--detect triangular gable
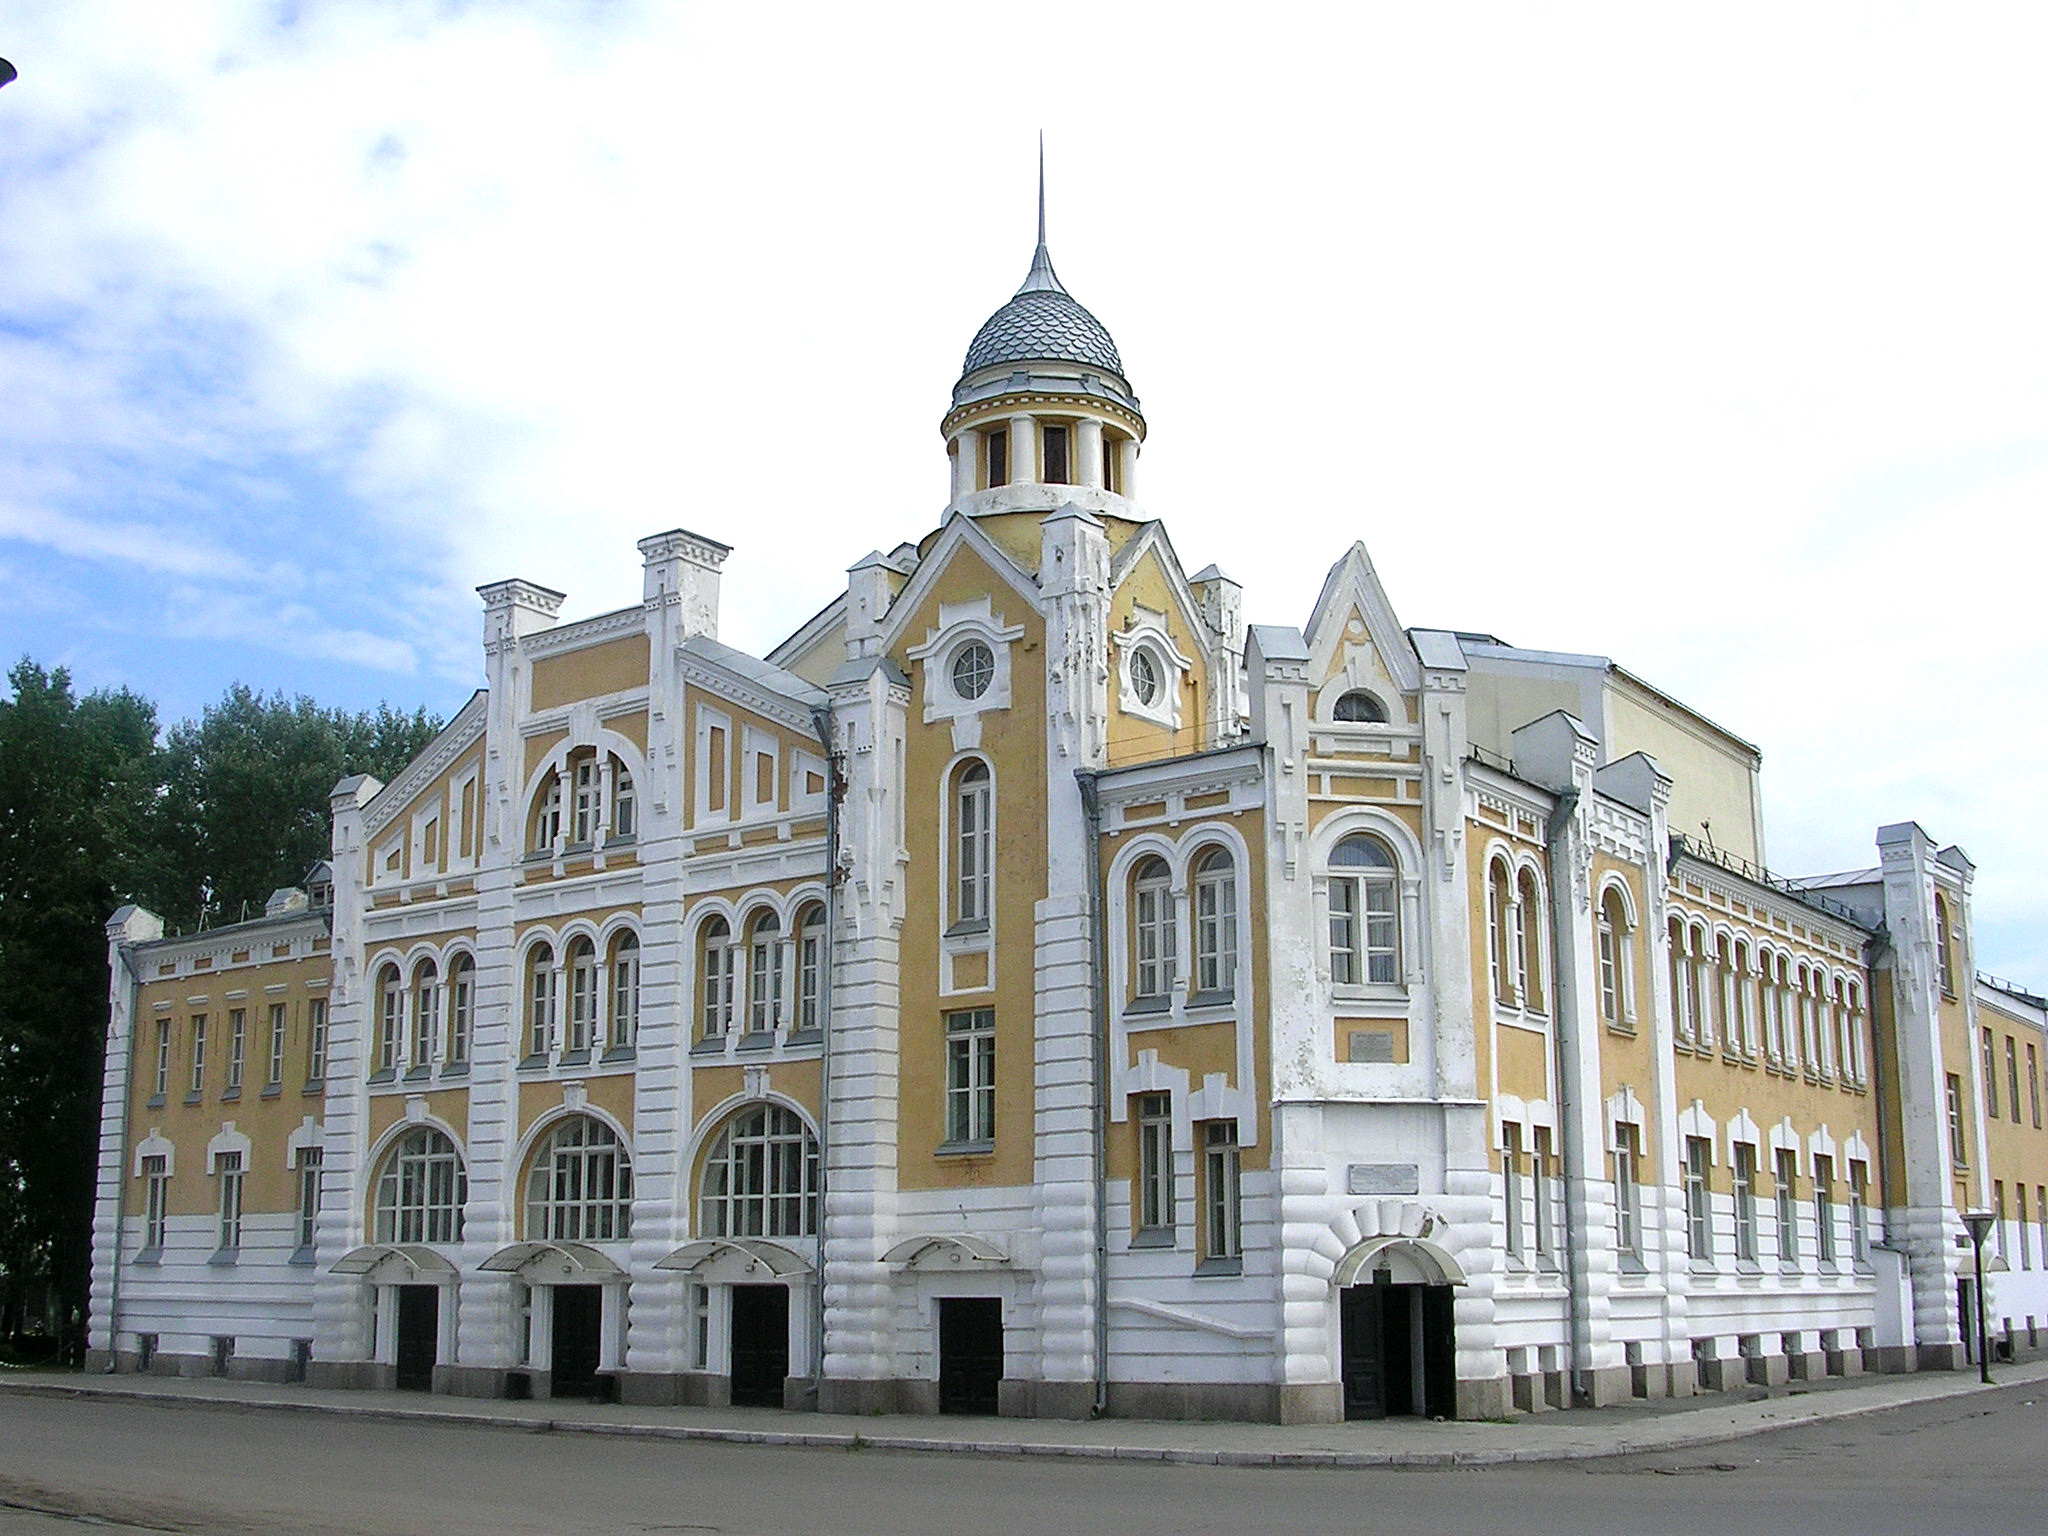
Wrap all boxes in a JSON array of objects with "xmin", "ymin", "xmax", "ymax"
[
  {"xmin": 1303, "ymin": 541, "xmax": 1420, "ymax": 697},
  {"xmin": 361, "ymin": 689, "xmax": 488, "ymax": 840},
  {"xmin": 876, "ymin": 512, "xmax": 1044, "ymax": 654},
  {"xmin": 1108, "ymin": 520, "xmax": 1208, "ymax": 641},
  {"xmin": 677, "ymin": 634, "xmax": 827, "ymax": 737}
]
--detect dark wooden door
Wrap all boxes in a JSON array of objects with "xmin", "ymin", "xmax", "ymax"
[
  {"xmin": 1381, "ymin": 1284, "xmax": 1418, "ymax": 1418},
  {"xmin": 1422, "ymin": 1284, "xmax": 1457, "ymax": 1419},
  {"xmin": 1339, "ymin": 1284, "xmax": 1385, "ymax": 1419},
  {"xmin": 394, "ymin": 1285, "xmax": 438, "ymax": 1392},
  {"xmin": 730, "ymin": 1285, "xmax": 789, "ymax": 1408},
  {"xmin": 938, "ymin": 1298, "xmax": 1003, "ymax": 1415},
  {"xmin": 551, "ymin": 1285, "xmax": 604, "ymax": 1400}
]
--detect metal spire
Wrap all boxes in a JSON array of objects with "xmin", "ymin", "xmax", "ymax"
[{"xmin": 1017, "ymin": 132, "xmax": 1065, "ymax": 295}]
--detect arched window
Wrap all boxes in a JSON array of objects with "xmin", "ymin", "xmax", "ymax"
[
  {"xmin": 1935, "ymin": 895, "xmax": 1956, "ymax": 997},
  {"xmin": 1668, "ymin": 918, "xmax": 1692, "ymax": 1043},
  {"xmin": 375, "ymin": 964, "xmax": 403, "ymax": 1076},
  {"xmin": 374, "ymin": 1127, "xmax": 465, "ymax": 1245},
  {"xmin": 1333, "ymin": 690, "xmax": 1388, "ymax": 724},
  {"xmin": 525, "ymin": 1116, "xmax": 632, "ymax": 1241},
  {"xmin": 1329, "ymin": 833, "xmax": 1400, "ymax": 985},
  {"xmin": 608, "ymin": 932, "xmax": 639, "ymax": 1051},
  {"xmin": 1193, "ymin": 847, "xmax": 1238, "ymax": 995},
  {"xmin": 410, "ymin": 959, "xmax": 439, "ymax": 1071},
  {"xmin": 1713, "ymin": 935, "xmax": 1734, "ymax": 1051},
  {"xmin": 747, "ymin": 910, "xmax": 783, "ymax": 1033},
  {"xmin": 953, "ymin": 760, "xmax": 992, "ymax": 930},
  {"xmin": 525, "ymin": 942, "xmax": 556, "ymax": 1059},
  {"xmin": 532, "ymin": 776, "xmax": 563, "ymax": 853},
  {"xmin": 700, "ymin": 1104, "xmax": 819, "ymax": 1239},
  {"xmin": 794, "ymin": 903, "xmax": 826, "ymax": 1032},
  {"xmin": 565, "ymin": 937, "xmax": 599, "ymax": 1054},
  {"xmin": 447, "ymin": 953, "xmax": 475, "ymax": 1066},
  {"xmin": 1487, "ymin": 859, "xmax": 1516, "ymax": 1006},
  {"xmin": 700, "ymin": 917, "xmax": 735, "ymax": 1039},
  {"xmin": 1597, "ymin": 887, "xmax": 1633, "ymax": 1026},
  {"xmin": 1517, "ymin": 869, "xmax": 1546, "ymax": 1013},
  {"xmin": 1132, "ymin": 856, "xmax": 1176, "ymax": 1001}
]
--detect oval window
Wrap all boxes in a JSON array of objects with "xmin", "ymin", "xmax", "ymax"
[
  {"xmin": 1130, "ymin": 649, "xmax": 1161, "ymax": 705},
  {"xmin": 951, "ymin": 641, "xmax": 995, "ymax": 701}
]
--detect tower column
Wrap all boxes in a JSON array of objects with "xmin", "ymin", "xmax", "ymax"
[
  {"xmin": 1075, "ymin": 419, "xmax": 1104, "ymax": 488},
  {"xmin": 951, "ymin": 429, "xmax": 983, "ymax": 501},
  {"xmin": 1116, "ymin": 437, "xmax": 1139, "ymax": 500},
  {"xmin": 1009, "ymin": 413, "xmax": 1039, "ymax": 485}
]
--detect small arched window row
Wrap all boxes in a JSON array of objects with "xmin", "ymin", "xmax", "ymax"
[
  {"xmin": 1662, "ymin": 918, "xmax": 1870, "ymax": 1091},
  {"xmin": 525, "ymin": 1114, "xmax": 632, "ymax": 1242},
  {"xmin": 1485, "ymin": 853, "xmax": 1547, "ymax": 1017},
  {"xmin": 1328, "ymin": 831, "xmax": 1403, "ymax": 989},
  {"xmin": 696, "ymin": 899, "xmax": 829, "ymax": 1046},
  {"xmin": 370, "ymin": 947, "xmax": 479, "ymax": 1083},
  {"xmin": 529, "ymin": 747, "xmax": 640, "ymax": 856},
  {"xmin": 373, "ymin": 1126, "xmax": 466, "ymax": 1246},
  {"xmin": 522, "ymin": 926, "xmax": 645, "ymax": 1067},
  {"xmin": 1123, "ymin": 841, "xmax": 1243, "ymax": 1012}
]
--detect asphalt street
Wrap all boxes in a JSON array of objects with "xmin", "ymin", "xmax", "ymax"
[{"xmin": 2, "ymin": 1383, "xmax": 2042, "ymax": 1535}]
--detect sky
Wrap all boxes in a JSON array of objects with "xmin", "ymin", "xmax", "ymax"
[{"xmin": 1, "ymin": 3, "xmax": 2043, "ymax": 982}]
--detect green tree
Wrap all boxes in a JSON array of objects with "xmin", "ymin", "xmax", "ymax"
[
  {"xmin": 0, "ymin": 662, "xmax": 159, "ymax": 1349},
  {"xmin": 151, "ymin": 687, "xmax": 441, "ymax": 930}
]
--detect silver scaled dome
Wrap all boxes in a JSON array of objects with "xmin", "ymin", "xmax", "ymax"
[{"xmin": 958, "ymin": 243, "xmax": 1125, "ymax": 380}]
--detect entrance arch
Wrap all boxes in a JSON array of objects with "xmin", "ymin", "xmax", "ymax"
[{"xmin": 1332, "ymin": 1236, "xmax": 1463, "ymax": 1420}]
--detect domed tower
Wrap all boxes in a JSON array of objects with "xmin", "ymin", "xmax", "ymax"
[{"xmin": 942, "ymin": 170, "xmax": 1145, "ymax": 517}]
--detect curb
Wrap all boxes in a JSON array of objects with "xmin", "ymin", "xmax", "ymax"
[{"xmin": 3, "ymin": 1366, "xmax": 2040, "ymax": 1469}]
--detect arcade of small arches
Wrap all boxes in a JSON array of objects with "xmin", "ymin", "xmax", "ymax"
[
  {"xmin": 528, "ymin": 745, "xmax": 639, "ymax": 856},
  {"xmin": 1665, "ymin": 912, "xmax": 1870, "ymax": 1086}
]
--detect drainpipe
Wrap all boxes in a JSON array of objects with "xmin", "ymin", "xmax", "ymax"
[
  {"xmin": 1077, "ymin": 769, "xmax": 1111, "ymax": 1416},
  {"xmin": 102, "ymin": 936, "xmax": 144, "ymax": 1371},
  {"xmin": 1540, "ymin": 788, "xmax": 1590, "ymax": 1395},
  {"xmin": 810, "ymin": 703, "xmax": 841, "ymax": 1392}
]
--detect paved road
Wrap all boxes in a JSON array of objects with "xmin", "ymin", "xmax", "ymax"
[{"xmin": 2, "ymin": 1385, "xmax": 2042, "ymax": 1535}]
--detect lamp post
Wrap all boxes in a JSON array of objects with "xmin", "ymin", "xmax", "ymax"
[
  {"xmin": 1962, "ymin": 1210, "xmax": 1995, "ymax": 1385},
  {"xmin": 0, "ymin": 59, "xmax": 17, "ymax": 90}
]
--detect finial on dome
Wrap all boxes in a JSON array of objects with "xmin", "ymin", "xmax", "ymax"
[{"xmin": 1017, "ymin": 133, "xmax": 1064, "ymax": 296}]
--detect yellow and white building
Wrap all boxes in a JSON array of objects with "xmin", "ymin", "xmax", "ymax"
[{"xmin": 89, "ymin": 221, "xmax": 2048, "ymax": 1420}]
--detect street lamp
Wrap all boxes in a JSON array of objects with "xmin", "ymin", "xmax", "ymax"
[
  {"xmin": 1961, "ymin": 1210, "xmax": 1995, "ymax": 1385},
  {"xmin": 0, "ymin": 59, "xmax": 17, "ymax": 90}
]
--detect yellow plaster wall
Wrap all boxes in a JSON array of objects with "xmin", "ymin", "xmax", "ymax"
[
  {"xmin": 1106, "ymin": 545, "xmax": 1209, "ymax": 767},
  {"xmin": 1603, "ymin": 682, "xmax": 1760, "ymax": 864},
  {"xmin": 530, "ymin": 634, "xmax": 651, "ymax": 711}
]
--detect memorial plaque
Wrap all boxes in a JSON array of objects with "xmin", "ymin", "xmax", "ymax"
[{"xmin": 1348, "ymin": 1162, "xmax": 1419, "ymax": 1195}]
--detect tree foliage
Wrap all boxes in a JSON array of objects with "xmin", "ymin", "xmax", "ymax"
[{"xmin": 0, "ymin": 662, "xmax": 441, "ymax": 1349}]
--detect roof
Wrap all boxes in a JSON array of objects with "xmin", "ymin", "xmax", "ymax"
[{"xmin": 959, "ymin": 242, "xmax": 1126, "ymax": 381}]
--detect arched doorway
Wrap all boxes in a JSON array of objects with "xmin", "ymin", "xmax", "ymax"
[{"xmin": 1332, "ymin": 1236, "xmax": 1464, "ymax": 1420}]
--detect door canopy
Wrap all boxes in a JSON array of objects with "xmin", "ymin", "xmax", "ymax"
[
  {"xmin": 654, "ymin": 1237, "xmax": 811, "ymax": 1282},
  {"xmin": 478, "ymin": 1240, "xmax": 626, "ymax": 1281},
  {"xmin": 331, "ymin": 1244, "xmax": 458, "ymax": 1285}
]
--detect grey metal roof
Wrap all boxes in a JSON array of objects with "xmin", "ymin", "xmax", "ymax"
[{"xmin": 960, "ymin": 243, "xmax": 1125, "ymax": 379}]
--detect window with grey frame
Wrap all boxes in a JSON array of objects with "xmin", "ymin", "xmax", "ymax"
[
  {"xmin": 1192, "ymin": 847, "xmax": 1238, "ymax": 996},
  {"xmin": 1137, "ymin": 1093, "xmax": 1174, "ymax": 1238},
  {"xmin": 1202, "ymin": 1120, "xmax": 1241, "ymax": 1266},
  {"xmin": 945, "ymin": 1008, "xmax": 996, "ymax": 1146},
  {"xmin": 1328, "ymin": 833, "xmax": 1400, "ymax": 986}
]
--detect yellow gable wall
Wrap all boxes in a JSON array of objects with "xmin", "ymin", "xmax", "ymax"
[
  {"xmin": 130, "ymin": 948, "xmax": 331, "ymax": 1216},
  {"xmin": 530, "ymin": 633, "xmax": 651, "ymax": 711},
  {"xmin": 368, "ymin": 743, "xmax": 488, "ymax": 883},
  {"xmin": 1106, "ymin": 544, "xmax": 1210, "ymax": 767},
  {"xmin": 1317, "ymin": 603, "xmax": 1419, "ymax": 726},
  {"xmin": 1603, "ymin": 682, "xmax": 1760, "ymax": 865},
  {"xmin": 607, "ymin": 708, "xmax": 648, "ymax": 755},
  {"xmin": 892, "ymin": 540, "xmax": 1048, "ymax": 1192},
  {"xmin": 682, "ymin": 688, "xmax": 825, "ymax": 831}
]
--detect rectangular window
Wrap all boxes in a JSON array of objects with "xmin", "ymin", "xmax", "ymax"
[
  {"xmin": 944, "ymin": 1008, "xmax": 996, "ymax": 1145},
  {"xmin": 217, "ymin": 1150, "xmax": 245, "ymax": 1253},
  {"xmin": 1993, "ymin": 1181, "xmax": 2007, "ymax": 1262},
  {"xmin": 266, "ymin": 1003, "xmax": 287, "ymax": 1088},
  {"xmin": 1502, "ymin": 1124, "xmax": 1526, "ymax": 1260},
  {"xmin": 142, "ymin": 1154, "xmax": 169, "ymax": 1252},
  {"xmin": 1814, "ymin": 1154, "xmax": 1836, "ymax": 1267},
  {"xmin": 955, "ymin": 769, "xmax": 992, "ymax": 930},
  {"xmin": 1597, "ymin": 925, "xmax": 1619, "ymax": 1021},
  {"xmin": 1685, "ymin": 1136, "xmax": 1713, "ymax": 1261},
  {"xmin": 225, "ymin": 1008, "xmax": 245, "ymax": 1093},
  {"xmin": 529, "ymin": 961, "xmax": 557, "ymax": 1057},
  {"xmin": 1138, "ymin": 1093, "xmax": 1174, "ymax": 1234},
  {"xmin": 610, "ymin": 945, "xmax": 639, "ymax": 1050},
  {"xmin": 1193, "ymin": 858, "xmax": 1237, "ymax": 995},
  {"xmin": 1202, "ymin": 1120, "xmax": 1242, "ymax": 1263},
  {"xmin": 153, "ymin": 1018, "xmax": 171, "ymax": 1100},
  {"xmin": 296, "ymin": 1148, "xmax": 323, "ymax": 1251},
  {"xmin": 307, "ymin": 998, "xmax": 328, "ymax": 1085},
  {"xmin": 1775, "ymin": 1149, "xmax": 1799, "ymax": 1265},
  {"xmin": 1947, "ymin": 1073, "xmax": 1968, "ymax": 1166},
  {"xmin": 1983, "ymin": 1029, "xmax": 2000, "ymax": 1120},
  {"xmin": 1328, "ymin": 880, "xmax": 1359, "ymax": 986},
  {"xmin": 747, "ymin": 932, "xmax": 781, "ymax": 1033},
  {"xmin": 797, "ymin": 919, "xmax": 824, "ymax": 1032},
  {"xmin": 1532, "ymin": 1128, "xmax": 1557, "ymax": 1260},
  {"xmin": 612, "ymin": 768, "xmax": 636, "ymax": 839},
  {"xmin": 1849, "ymin": 1158, "xmax": 1869, "ymax": 1267},
  {"xmin": 701, "ymin": 937, "xmax": 734, "ymax": 1038},
  {"xmin": 1732, "ymin": 1143, "xmax": 1758, "ymax": 1262},
  {"xmin": 378, "ymin": 979, "xmax": 402, "ymax": 1075},
  {"xmin": 1614, "ymin": 1127, "xmax": 1641, "ymax": 1260},
  {"xmin": 2030, "ymin": 1043, "xmax": 2042, "ymax": 1129},
  {"xmin": 413, "ymin": 975, "xmax": 438, "ymax": 1069},
  {"xmin": 567, "ymin": 951, "xmax": 597, "ymax": 1051},
  {"xmin": 2006, "ymin": 1037, "xmax": 2022, "ymax": 1129},
  {"xmin": 1133, "ymin": 873, "xmax": 1176, "ymax": 999},
  {"xmin": 1041, "ymin": 424, "xmax": 1069, "ymax": 484},
  {"xmin": 572, "ymin": 756, "xmax": 599, "ymax": 845},
  {"xmin": 985, "ymin": 428, "xmax": 1008, "ymax": 488},
  {"xmin": 189, "ymin": 1014, "xmax": 208, "ymax": 1096},
  {"xmin": 2022, "ymin": 1188, "xmax": 2034, "ymax": 1270},
  {"xmin": 448, "ymin": 964, "xmax": 472, "ymax": 1065}
]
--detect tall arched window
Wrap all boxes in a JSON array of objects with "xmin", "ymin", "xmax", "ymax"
[
  {"xmin": 1333, "ymin": 690, "xmax": 1388, "ymax": 723},
  {"xmin": 953, "ymin": 760, "xmax": 993, "ymax": 931},
  {"xmin": 1329, "ymin": 833, "xmax": 1400, "ymax": 985},
  {"xmin": 747, "ymin": 910, "xmax": 783, "ymax": 1033},
  {"xmin": 447, "ymin": 952, "xmax": 475, "ymax": 1066},
  {"xmin": 410, "ymin": 959, "xmax": 439, "ymax": 1071},
  {"xmin": 700, "ymin": 917, "xmax": 735, "ymax": 1039},
  {"xmin": 1517, "ymin": 869, "xmax": 1545, "ymax": 1013},
  {"xmin": 532, "ymin": 776, "xmax": 563, "ymax": 852},
  {"xmin": 525, "ymin": 1116, "xmax": 632, "ymax": 1241},
  {"xmin": 608, "ymin": 932, "xmax": 639, "ymax": 1052},
  {"xmin": 794, "ymin": 902, "xmax": 827, "ymax": 1032},
  {"xmin": 1193, "ymin": 847, "xmax": 1238, "ymax": 995},
  {"xmin": 1935, "ymin": 895, "xmax": 1956, "ymax": 997},
  {"xmin": 1132, "ymin": 856, "xmax": 1176, "ymax": 1001},
  {"xmin": 375, "ymin": 964, "xmax": 403, "ymax": 1076},
  {"xmin": 700, "ymin": 1104, "xmax": 819, "ymax": 1239},
  {"xmin": 565, "ymin": 937, "xmax": 599, "ymax": 1054},
  {"xmin": 525, "ymin": 942, "xmax": 556, "ymax": 1059},
  {"xmin": 1597, "ymin": 887, "xmax": 1633, "ymax": 1026},
  {"xmin": 1668, "ymin": 918, "xmax": 1692, "ymax": 1044},
  {"xmin": 374, "ymin": 1127, "xmax": 465, "ymax": 1245},
  {"xmin": 1487, "ymin": 859, "xmax": 1516, "ymax": 1006}
]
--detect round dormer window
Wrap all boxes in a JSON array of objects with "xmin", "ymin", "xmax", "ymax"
[
  {"xmin": 951, "ymin": 641, "xmax": 995, "ymax": 701},
  {"xmin": 1129, "ymin": 648, "xmax": 1161, "ymax": 705}
]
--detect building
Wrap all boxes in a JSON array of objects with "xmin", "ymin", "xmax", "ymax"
[{"xmin": 88, "ymin": 212, "xmax": 2048, "ymax": 1421}]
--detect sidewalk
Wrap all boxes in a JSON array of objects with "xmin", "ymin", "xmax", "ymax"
[{"xmin": 5, "ymin": 1358, "xmax": 2044, "ymax": 1468}]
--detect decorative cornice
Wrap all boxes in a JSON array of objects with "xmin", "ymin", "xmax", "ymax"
[
  {"xmin": 523, "ymin": 606, "xmax": 648, "ymax": 657},
  {"xmin": 677, "ymin": 653, "xmax": 824, "ymax": 738},
  {"xmin": 362, "ymin": 692, "xmax": 489, "ymax": 839}
]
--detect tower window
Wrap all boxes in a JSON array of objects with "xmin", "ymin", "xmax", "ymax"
[
  {"xmin": 1333, "ymin": 690, "xmax": 1388, "ymax": 723},
  {"xmin": 1103, "ymin": 435, "xmax": 1122, "ymax": 494},
  {"xmin": 1042, "ymin": 424, "xmax": 1070, "ymax": 484},
  {"xmin": 986, "ymin": 429, "xmax": 1009, "ymax": 488}
]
